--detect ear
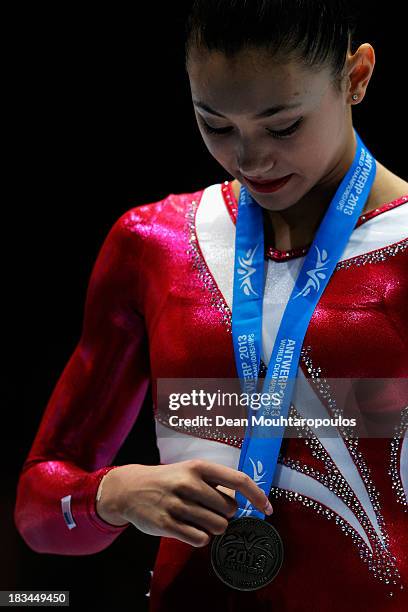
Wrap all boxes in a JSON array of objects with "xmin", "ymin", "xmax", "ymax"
[{"xmin": 345, "ymin": 43, "xmax": 376, "ymax": 105}]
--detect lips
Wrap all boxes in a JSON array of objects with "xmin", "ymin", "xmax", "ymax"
[
  {"xmin": 244, "ymin": 176, "xmax": 282, "ymax": 184},
  {"xmin": 243, "ymin": 174, "xmax": 293, "ymax": 193}
]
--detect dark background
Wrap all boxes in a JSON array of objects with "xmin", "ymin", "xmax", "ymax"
[{"xmin": 2, "ymin": 3, "xmax": 406, "ymax": 610}]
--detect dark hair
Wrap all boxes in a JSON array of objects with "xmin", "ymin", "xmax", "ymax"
[{"xmin": 184, "ymin": 0, "xmax": 361, "ymax": 92}]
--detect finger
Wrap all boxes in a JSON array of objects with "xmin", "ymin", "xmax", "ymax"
[
  {"xmin": 178, "ymin": 481, "xmax": 238, "ymax": 518},
  {"xmin": 215, "ymin": 484, "xmax": 235, "ymax": 499},
  {"xmin": 170, "ymin": 498, "xmax": 229, "ymax": 536},
  {"xmin": 194, "ymin": 460, "xmax": 271, "ymax": 514},
  {"xmin": 214, "ymin": 485, "xmax": 242, "ymax": 515},
  {"xmin": 216, "ymin": 484, "xmax": 273, "ymax": 516},
  {"xmin": 165, "ymin": 517, "xmax": 211, "ymax": 548}
]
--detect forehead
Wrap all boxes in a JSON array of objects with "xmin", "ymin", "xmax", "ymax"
[{"xmin": 187, "ymin": 48, "xmax": 331, "ymax": 115}]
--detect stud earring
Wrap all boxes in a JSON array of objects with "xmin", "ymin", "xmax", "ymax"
[{"xmin": 352, "ymin": 94, "xmax": 359, "ymax": 101}]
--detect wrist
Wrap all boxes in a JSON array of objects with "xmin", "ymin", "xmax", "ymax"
[{"xmin": 95, "ymin": 467, "xmax": 130, "ymax": 527}]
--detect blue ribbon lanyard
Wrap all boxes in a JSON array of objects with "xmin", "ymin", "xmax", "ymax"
[{"xmin": 232, "ymin": 130, "xmax": 376, "ymax": 519}]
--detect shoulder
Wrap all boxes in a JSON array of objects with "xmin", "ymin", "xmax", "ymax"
[
  {"xmin": 93, "ymin": 185, "xmax": 212, "ymax": 277},
  {"xmin": 114, "ymin": 186, "xmax": 208, "ymax": 239}
]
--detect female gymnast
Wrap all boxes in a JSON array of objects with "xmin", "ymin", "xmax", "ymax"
[{"xmin": 15, "ymin": 1, "xmax": 408, "ymax": 610}]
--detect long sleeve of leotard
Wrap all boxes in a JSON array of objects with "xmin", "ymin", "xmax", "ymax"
[{"xmin": 14, "ymin": 207, "xmax": 152, "ymax": 555}]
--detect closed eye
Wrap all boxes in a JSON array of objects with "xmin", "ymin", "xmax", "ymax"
[
  {"xmin": 266, "ymin": 117, "xmax": 304, "ymax": 139},
  {"xmin": 200, "ymin": 120, "xmax": 232, "ymax": 136},
  {"xmin": 200, "ymin": 117, "xmax": 304, "ymax": 140}
]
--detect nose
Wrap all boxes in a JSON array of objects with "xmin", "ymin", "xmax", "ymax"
[
  {"xmin": 238, "ymin": 152, "xmax": 275, "ymax": 180},
  {"xmin": 239, "ymin": 167, "xmax": 276, "ymax": 181}
]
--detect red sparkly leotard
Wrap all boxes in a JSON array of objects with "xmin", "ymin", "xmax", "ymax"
[{"xmin": 14, "ymin": 181, "xmax": 408, "ymax": 611}]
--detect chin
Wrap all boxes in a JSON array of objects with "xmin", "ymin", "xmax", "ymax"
[{"xmin": 250, "ymin": 186, "xmax": 305, "ymax": 213}]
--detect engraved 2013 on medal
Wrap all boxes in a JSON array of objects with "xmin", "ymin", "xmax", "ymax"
[{"xmin": 211, "ymin": 516, "xmax": 284, "ymax": 591}]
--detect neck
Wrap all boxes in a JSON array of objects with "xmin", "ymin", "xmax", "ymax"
[{"xmin": 231, "ymin": 128, "xmax": 377, "ymax": 251}]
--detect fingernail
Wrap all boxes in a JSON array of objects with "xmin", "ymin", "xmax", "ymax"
[{"xmin": 264, "ymin": 500, "xmax": 273, "ymax": 515}]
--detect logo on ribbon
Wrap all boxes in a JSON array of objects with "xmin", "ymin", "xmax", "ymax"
[
  {"xmin": 293, "ymin": 245, "xmax": 330, "ymax": 299},
  {"xmin": 237, "ymin": 457, "xmax": 267, "ymax": 517},
  {"xmin": 237, "ymin": 244, "xmax": 260, "ymax": 296},
  {"xmin": 249, "ymin": 457, "xmax": 267, "ymax": 486}
]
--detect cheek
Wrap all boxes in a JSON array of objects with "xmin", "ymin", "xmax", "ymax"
[
  {"xmin": 312, "ymin": 106, "xmax": 345, "ymax": 150},
  {"xmin": 295, "ymin": 126, "xmax": 335, "ymax": 171},
  {"xmin": 201, "ymin": 133, "xmax": 234, "ymax": 164}
]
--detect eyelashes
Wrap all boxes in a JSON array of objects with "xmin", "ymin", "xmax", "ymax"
[
  {"xmin": 200, "ymin": 117, "xmax": 304, "ymax": 140},
  {"xmin": 201, "ymin": 122, "xmax": 233, "ymax": 136},
  {"xmin": 266, "ymin": 117, "xmax": 304, "ymax": 139}
]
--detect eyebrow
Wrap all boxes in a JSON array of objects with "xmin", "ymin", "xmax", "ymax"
[{"xmin": 193, "ymin": 99, "xmax": 302, "ymax": 119}]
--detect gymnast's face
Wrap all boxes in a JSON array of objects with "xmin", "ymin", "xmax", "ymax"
[{"xmin": 187, "ymin": 46, "xmax": 357, "ymax": 211}]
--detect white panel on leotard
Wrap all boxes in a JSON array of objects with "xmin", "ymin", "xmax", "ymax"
[{"xmin": 155, "ymin": 420, "xmax": 372, "ymax": 550}]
